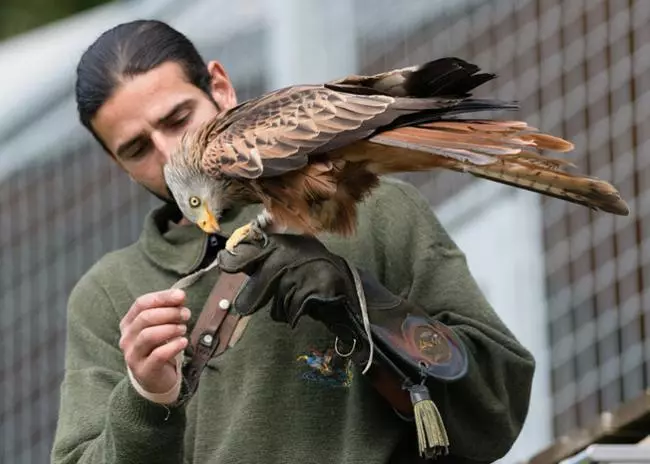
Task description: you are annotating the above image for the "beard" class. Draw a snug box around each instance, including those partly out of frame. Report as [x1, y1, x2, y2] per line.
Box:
[140, 183, 187, 226]
[142, 183, 178, 207]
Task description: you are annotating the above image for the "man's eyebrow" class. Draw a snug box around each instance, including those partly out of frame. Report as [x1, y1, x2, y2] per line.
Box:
[157, 99, 194, 125]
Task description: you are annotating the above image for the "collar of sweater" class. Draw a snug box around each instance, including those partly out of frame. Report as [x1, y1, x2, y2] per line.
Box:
[137, 202, 264, 275]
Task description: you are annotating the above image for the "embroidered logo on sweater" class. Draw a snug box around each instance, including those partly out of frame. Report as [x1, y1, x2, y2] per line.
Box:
[296, 347, 353, 388]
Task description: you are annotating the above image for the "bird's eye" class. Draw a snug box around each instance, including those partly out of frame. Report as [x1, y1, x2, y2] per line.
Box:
[189, 196, 201, 208]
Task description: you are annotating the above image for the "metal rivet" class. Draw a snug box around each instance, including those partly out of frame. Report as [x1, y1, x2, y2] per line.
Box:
[218, 299, 230, 310]
[200, 334, 214, 346]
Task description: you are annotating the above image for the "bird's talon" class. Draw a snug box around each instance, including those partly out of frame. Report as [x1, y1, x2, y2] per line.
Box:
[225, 223, 256, 253]
[225, 218, 270, 254]
[224, 238, 243, 255]
[251, 222, 270, 248]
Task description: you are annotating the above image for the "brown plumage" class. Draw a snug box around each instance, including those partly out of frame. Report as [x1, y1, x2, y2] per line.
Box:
[165, 57, 629, 249]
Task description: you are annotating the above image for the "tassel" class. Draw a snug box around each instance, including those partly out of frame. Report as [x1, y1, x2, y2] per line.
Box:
[408, 383, 449, 459]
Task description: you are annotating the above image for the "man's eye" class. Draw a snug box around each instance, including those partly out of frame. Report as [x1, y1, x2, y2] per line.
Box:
[169, 112, 191, 128]
[126, 143, 149, 160]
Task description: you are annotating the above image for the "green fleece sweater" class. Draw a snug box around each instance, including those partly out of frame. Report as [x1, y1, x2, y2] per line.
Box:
[51, 178, 535, 464]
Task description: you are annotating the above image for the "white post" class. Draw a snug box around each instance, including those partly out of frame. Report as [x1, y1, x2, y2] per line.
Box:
[264, 0, 358, 89]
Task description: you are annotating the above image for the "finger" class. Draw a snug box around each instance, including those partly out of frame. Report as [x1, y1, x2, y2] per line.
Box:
[120, 307, 190, 351]
[123, 306, 191, 340]
[132, 324, 188, 360]
[140, 337, 188, 375]
[121, 289, 186, 329]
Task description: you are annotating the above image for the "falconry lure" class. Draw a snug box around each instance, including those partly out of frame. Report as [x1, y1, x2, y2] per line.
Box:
[164, 57, 629, 253]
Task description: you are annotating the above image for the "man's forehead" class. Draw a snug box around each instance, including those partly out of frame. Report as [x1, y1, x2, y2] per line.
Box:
[91, 62, 200, 151]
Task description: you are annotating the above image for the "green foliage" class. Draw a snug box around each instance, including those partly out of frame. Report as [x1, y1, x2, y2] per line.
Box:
[0, 0, 112, 40]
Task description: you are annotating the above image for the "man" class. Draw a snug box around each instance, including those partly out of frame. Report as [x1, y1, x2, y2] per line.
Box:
[51, 19, 535, 464]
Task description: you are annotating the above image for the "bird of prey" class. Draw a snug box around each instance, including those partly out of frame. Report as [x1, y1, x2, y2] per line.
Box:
[163, 57, 629, 253]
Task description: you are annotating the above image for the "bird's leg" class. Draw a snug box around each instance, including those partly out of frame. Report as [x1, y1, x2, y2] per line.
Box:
[224, 222, 258, 254]
[225, 210, 273, 254]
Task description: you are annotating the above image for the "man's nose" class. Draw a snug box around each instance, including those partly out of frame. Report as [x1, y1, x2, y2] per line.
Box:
[150, 132, 176, 162]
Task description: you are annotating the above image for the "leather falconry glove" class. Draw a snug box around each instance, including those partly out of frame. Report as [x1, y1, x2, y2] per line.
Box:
[217, 233, 469, 460]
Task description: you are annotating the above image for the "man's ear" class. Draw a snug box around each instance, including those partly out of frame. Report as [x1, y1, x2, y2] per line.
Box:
[207, 60, 237, 111]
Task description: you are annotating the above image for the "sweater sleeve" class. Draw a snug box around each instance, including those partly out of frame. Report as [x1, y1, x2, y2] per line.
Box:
[50, 273, 186, 464]
[372, 180, 536, 463]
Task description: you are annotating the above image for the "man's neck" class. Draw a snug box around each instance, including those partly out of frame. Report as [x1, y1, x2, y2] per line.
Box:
[178, 216, 192, 226]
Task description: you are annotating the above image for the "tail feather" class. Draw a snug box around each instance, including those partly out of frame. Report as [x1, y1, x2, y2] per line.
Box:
[466, 163, 628, 215]
[358, 121, 629, 216]
[384, 98, 520, 132]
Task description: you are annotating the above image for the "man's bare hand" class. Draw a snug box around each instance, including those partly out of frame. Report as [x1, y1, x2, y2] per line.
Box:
[119, 289, 191, 396]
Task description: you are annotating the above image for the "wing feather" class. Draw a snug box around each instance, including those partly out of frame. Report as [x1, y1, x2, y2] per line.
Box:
[201, 86, 395, 179]
[188, 58, 508, 181]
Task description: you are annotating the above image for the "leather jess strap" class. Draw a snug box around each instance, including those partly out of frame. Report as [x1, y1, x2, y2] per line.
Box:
[181, 271, 248, 400]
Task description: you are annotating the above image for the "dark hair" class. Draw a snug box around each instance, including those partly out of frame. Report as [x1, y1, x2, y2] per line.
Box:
[75, 19, 213, 153]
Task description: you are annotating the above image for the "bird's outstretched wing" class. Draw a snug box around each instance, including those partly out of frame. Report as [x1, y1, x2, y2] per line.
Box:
[198, 58, 502, 180]
[184, 57, 629, 226]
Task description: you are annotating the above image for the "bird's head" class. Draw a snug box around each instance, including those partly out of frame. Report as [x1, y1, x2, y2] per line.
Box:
[164, 139, 228, 234]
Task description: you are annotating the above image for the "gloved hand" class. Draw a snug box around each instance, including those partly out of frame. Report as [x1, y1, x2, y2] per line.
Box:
[216, 233, 467, 385]
[217, 233, 359, 325]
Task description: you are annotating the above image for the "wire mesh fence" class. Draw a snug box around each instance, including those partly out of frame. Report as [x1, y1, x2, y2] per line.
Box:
[355, 0, 649, 440]
[0, 139, 154, 462]
[1, 0, 647, 461]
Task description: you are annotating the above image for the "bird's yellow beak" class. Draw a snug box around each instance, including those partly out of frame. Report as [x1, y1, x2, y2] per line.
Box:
[197, 205, 220, 234]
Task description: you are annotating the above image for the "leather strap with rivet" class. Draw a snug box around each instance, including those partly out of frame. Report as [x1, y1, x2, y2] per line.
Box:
[178, 271, 248, 404]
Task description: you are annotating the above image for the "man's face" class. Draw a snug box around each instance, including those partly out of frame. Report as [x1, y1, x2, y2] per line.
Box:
[91, 61, 236, 202]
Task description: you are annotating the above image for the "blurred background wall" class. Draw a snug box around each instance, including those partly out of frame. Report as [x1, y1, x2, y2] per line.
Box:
[0, 1, 647, 463]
